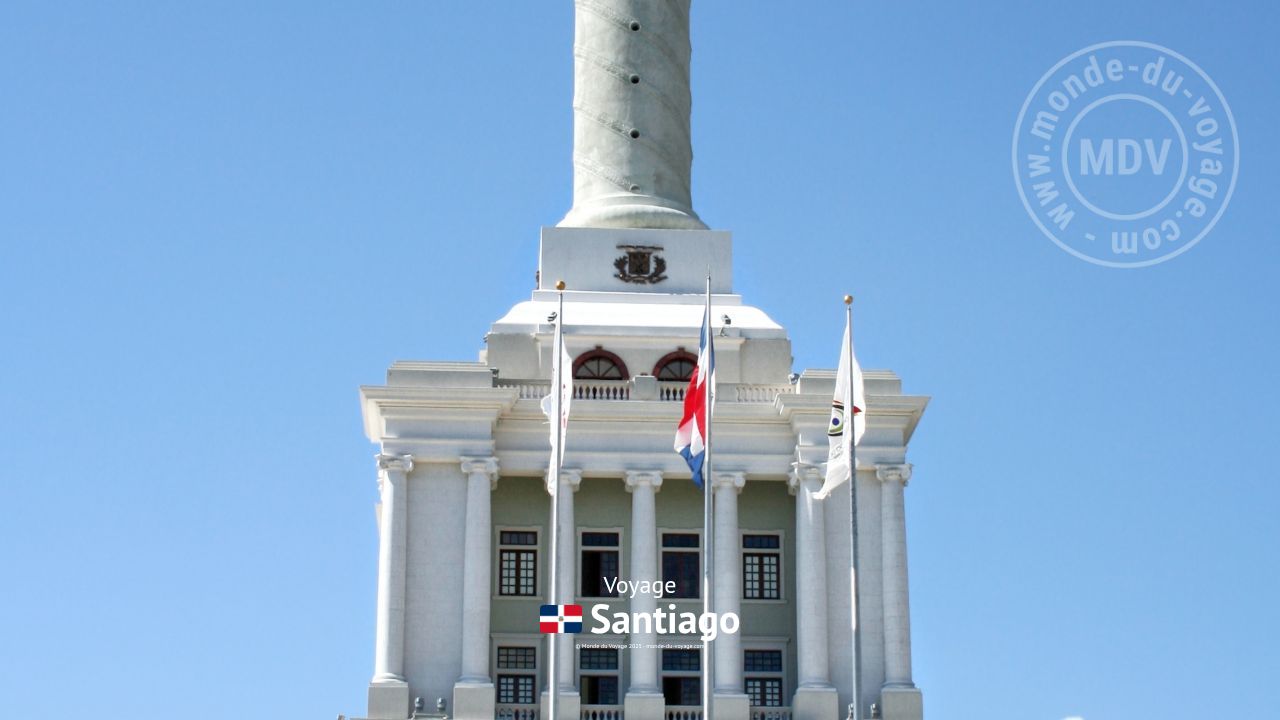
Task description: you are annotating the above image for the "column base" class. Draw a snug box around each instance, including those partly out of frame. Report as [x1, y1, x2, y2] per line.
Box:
[712, 692, 750, 720]
[791, 686, 838, 720]
[624, 691, 665, 720]
[368, 679, 411, 720]
[452, 681, 495, 720]
[878, 686, 923, 720]
[540, 690, 581, 720]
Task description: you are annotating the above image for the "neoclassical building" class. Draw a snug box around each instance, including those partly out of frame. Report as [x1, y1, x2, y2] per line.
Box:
[356, 3, 927, 720]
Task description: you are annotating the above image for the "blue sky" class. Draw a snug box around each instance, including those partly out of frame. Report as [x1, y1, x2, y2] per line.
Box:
[2, 2, 1277, 719]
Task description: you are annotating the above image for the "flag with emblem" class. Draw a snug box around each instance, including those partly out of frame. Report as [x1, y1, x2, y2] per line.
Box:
[539, 604, 583, 634]
[673, 305, 714, 487]
[816, 311, 865, 499]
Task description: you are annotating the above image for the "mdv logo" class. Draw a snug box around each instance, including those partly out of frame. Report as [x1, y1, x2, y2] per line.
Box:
[1012, 41, 1238, 268]
[1079, 138, 1173, 176]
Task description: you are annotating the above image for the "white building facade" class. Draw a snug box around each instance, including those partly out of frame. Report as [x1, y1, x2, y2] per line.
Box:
[357, 3, 927, 720]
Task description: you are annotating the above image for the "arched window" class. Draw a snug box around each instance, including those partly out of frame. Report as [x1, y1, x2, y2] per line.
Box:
[653, 349, 698, 382]
[573, 348, 629, 380]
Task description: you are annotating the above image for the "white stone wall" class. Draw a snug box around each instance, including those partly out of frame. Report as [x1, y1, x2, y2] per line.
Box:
[403, 463, 468, 707]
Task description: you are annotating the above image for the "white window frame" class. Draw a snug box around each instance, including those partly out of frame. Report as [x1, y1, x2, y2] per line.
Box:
[577, 527, 625, 600]
[491, 635, 542, 708]
[658, 641, 704, 707]
[658, 527, 704, 603]
[576, 635, 625, 707]
[495, 526, 541, 599]
[743, 641, 788, 708]
[740, 530, 786, 604]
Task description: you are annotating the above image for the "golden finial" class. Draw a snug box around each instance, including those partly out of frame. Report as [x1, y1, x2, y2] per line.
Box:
[555, 280, 566, 291]
[843, 294, 853, 305]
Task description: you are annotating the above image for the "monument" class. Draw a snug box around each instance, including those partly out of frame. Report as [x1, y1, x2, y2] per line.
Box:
[355, 3, 928, 719]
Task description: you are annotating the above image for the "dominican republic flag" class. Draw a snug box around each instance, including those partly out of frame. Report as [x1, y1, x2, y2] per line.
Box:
[815, 311, 866, 499]
[673, 306, 715, 487]
[539, 604, 583, 634]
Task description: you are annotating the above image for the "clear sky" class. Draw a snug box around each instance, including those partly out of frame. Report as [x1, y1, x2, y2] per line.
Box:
[2, 2, 1277, 719]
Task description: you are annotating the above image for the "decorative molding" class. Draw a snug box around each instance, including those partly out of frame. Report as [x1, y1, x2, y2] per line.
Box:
[376, 453, 414, 475]
[545, 467, 584, 492]
[875, 463, 913, 486]
[711, 471, 746, 492]
[787, 462, 823, 495]
[460, 456, 500, 490]
[624, 470, 664, 493]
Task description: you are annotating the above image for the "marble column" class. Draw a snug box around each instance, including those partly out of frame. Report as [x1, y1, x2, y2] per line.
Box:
[789, 464, 839, 720]
[373, 453, 413, 682]
[711, 471, 749, 720]
[370, 453, 413, 719]
[454, 457, 500, 719]
[877, 464, 915, 689]
[560, 0, 706, 230]
[790, 464, 832, 686]
[624, 471, 665, 720]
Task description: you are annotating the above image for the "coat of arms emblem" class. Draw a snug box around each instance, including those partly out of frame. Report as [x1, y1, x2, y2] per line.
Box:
[614, 244, 667, 284]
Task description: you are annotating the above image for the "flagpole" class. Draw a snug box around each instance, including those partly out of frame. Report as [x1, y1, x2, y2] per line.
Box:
[702, 274, 715, 720]
[548, 280, 566, 720]
[844, 295, 862, 720]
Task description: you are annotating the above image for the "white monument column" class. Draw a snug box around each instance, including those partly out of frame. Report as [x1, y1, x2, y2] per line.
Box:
[788, 464, 840, 720]
[559, 0, 706, 230]
[711, 471, 749, 720]
[454, 457, 500, 719]
[370, 453, 413, 718]
[542, 468, 583, 720]
[624, 471, 665, 720]
[877, 464, 923, 720]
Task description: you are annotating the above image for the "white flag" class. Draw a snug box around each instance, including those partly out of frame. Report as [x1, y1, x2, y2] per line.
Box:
[815, 314, 865, 499]
[541, 319, 572, 493]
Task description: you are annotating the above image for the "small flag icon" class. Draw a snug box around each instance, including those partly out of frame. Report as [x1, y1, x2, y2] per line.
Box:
[539, 604, 583, 634]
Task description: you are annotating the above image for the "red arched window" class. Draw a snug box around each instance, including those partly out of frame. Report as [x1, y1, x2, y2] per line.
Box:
[652, 349, 698, 382]
[573, 348, 629, 380]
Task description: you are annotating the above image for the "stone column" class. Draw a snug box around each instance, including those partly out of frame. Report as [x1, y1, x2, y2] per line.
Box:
[559, 0, 706, 230]
[877, 464, 923, 720]
[370, 453, 413, 719]
[542, 469, 583, 720]
[624, 471, 665, 720]
[454, 457, 500, 719]
[789, 464, 839, 720]
[711, 472, 749, 720]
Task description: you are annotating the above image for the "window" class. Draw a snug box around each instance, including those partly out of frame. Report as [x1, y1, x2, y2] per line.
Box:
[580, 647, 620, 705]
[652, 350, 697, 381]
[662, 649, 701, 706]
[574, 348, 629, 380]
[742, 534, 782, 600]
[744, 649, 784, 707]
[580, 531, 621, 598]
[499, 530, 538, 596]
[661, 533, 700, 599]
[496, 646, 537, 704]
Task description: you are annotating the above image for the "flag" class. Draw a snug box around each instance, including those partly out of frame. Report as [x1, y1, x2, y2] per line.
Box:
[541, 316, 572, 493]
[539, 604, 583, 634]
[674, 307, 715, 486]
[815, 313, 865, 499]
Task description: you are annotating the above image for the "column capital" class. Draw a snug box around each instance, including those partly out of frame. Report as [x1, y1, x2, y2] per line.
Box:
[461, 456, 499, 490]
[787, 463, 823, 495]
[624, 470, 664, 492]
[876, 463, 913, 486]
[545, 467, 583, 491]
[376, 453, 414, 475]
[712, 471, 746, 492]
